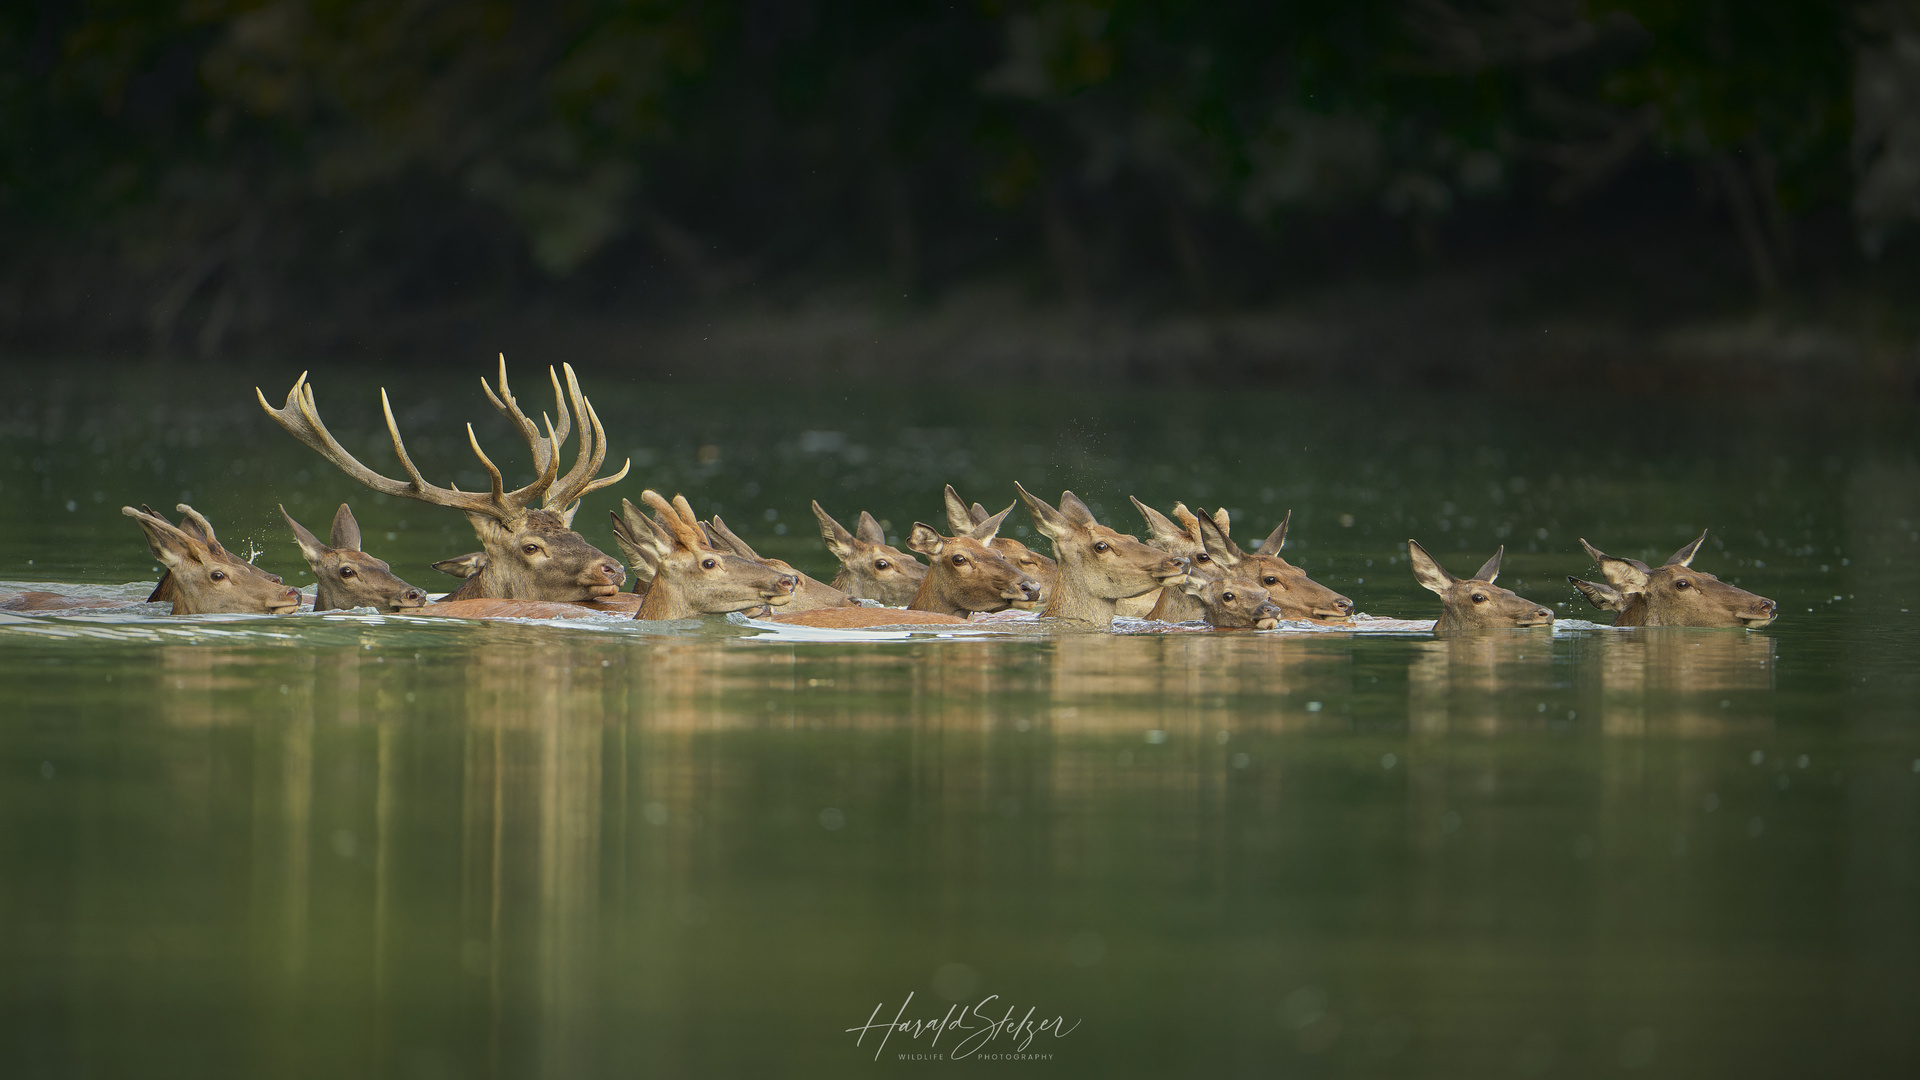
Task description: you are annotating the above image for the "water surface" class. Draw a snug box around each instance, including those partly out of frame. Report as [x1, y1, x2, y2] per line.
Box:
[3, 363, 1918, 1077]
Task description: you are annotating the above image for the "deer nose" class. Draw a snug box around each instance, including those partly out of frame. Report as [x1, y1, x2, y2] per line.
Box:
[403, 589, 424, 602]
[777, 574, 799, 593]
[1333, 597, 1354, 614]
[1020, 580, 1040, 600]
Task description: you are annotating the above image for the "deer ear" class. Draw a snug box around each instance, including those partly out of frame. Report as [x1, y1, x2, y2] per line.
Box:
[1407, 539, 1457, 596]
[1473, 546, 1504, 584]
[813, 502, 859, 560]
[708, 516, 762, 559]
[1195, 510, 1240, 565]
[943, 485, 976, 535]
[1581, 538, 1651, 590]
[1666, 530, 1707, 567]
[125, 506, 207, 569]
[855, 511, 887, 546]
[1015, 482, 1070, 540]
[1132, 497, 1186, 548]
[1058, 490, 1098, 527]
[174, 504, 226, 555]
[329, 504, 363, 551]
[907, 523, 945, 556]
[281, 505, 332, 565]
[1569, 576, 1626, 612]
[969, 502, 1014, 543]
[432, 552, 487, 579]
[1257, 511, 1291, 554]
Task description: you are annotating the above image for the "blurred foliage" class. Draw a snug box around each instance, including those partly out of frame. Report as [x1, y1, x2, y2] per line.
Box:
[0, 0, 1909, 352]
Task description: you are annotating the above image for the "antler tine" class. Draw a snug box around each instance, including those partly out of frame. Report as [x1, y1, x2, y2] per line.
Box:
[480, 354, 564, 481]
[545, 375, 631, 520]
[642, 489, 708, 550]
[256, 372, 509, 520]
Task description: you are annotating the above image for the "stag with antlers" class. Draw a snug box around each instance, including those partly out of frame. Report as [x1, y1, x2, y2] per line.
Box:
[258, 357, 631, 605]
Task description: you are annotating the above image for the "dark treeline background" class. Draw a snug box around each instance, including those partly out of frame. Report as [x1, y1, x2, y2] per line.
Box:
[6, 1, 1920, 390]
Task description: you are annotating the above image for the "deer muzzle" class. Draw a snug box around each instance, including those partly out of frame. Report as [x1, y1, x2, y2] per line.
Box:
[580, 560, 625, 598]
[1739, 598, 1778, 627]
[763, 574, 800, 607]
[393, 588, 427, 610]
[270, 586, 303, 615]
[1003, 578, 1042, 602]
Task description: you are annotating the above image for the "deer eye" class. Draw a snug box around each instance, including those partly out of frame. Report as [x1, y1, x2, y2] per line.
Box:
[875, 559, 889, 570]
[522, 543, 540, 555]
[340, 567, 355, 578]
[951, 554, 966, 566]
[1471, 593, 1488, 603]
[701, 558, 717, 570]
[209, 570, 227, 582]
[1222, 592, 1236, 602]
[1263, 576, 1278, 587]
[1195, 553, 1211, 563]
[1674, 579, 1691, 589]
[1093, 541, 1110, 553]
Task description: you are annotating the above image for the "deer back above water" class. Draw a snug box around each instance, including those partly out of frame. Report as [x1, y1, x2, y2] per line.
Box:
[1408, 540, 1554, 633]
[611, 492, 798, 620]
[1014, 483, 1186, 627]
[946, 484, 1056, 607]
[282, 503, 426, 612]
[125, 503, 303, 615]
[813, 501, 927, 606]
[905, 504, 1042, 617]
[1570, 532, 1777, 628]
[259, 357, 627, 602]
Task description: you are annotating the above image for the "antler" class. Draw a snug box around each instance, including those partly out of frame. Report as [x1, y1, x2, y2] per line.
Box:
[479, 357, 631, 525]
[257, 371, 557, 522]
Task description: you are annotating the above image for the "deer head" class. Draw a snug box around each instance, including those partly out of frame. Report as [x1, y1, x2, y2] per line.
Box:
[1132, 498, 1234, 621]
[125, 504, 303, 615]
[1178, 570, 1283, 630]
[946, 484, 1056, 607]
[1014, 483, 1187, 626]
[611, 492, 797, 620]
[904, 504, 1042, 617]
[258, 357, 628, 602]
[813, 501, 928, 607]
[1570, 532, 1777, 628]
[281, 503, 426, 612]
[1195, 509, 1354, 621]
[704, 514, 854, 610]
[1408, 540, 1554, 632]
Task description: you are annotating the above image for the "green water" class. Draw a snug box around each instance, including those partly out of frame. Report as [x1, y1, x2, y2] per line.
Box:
[3, 362, 1919, 1077]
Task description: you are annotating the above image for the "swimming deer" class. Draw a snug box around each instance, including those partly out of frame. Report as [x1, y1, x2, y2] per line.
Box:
[945, 485, 1056, 607]
[703, 514, 857, 611]
[812, 501, 928, 606]
[1013, 483, 1188, 627]
[610, 492, 798, 619]
[1570, 532, 1778, 628]
[1193, 509, 1354, 622]
[124, 503, 303, 615]
[1131, 499, 1233, 621]
[765, 508, 1040, 628]
[1177, 570, 1283, 629]
[1408, 540, 1554, 632]
[258, 358, 629, 604]
[281, 504, 427, 612]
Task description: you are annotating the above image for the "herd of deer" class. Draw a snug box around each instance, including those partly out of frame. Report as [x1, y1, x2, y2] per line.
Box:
[101, 360, 1777, 633]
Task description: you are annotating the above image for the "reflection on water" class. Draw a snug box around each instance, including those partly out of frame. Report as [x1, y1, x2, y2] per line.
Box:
[5, 370, 1919, 1075]
[5, 622, 1917, 1078]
